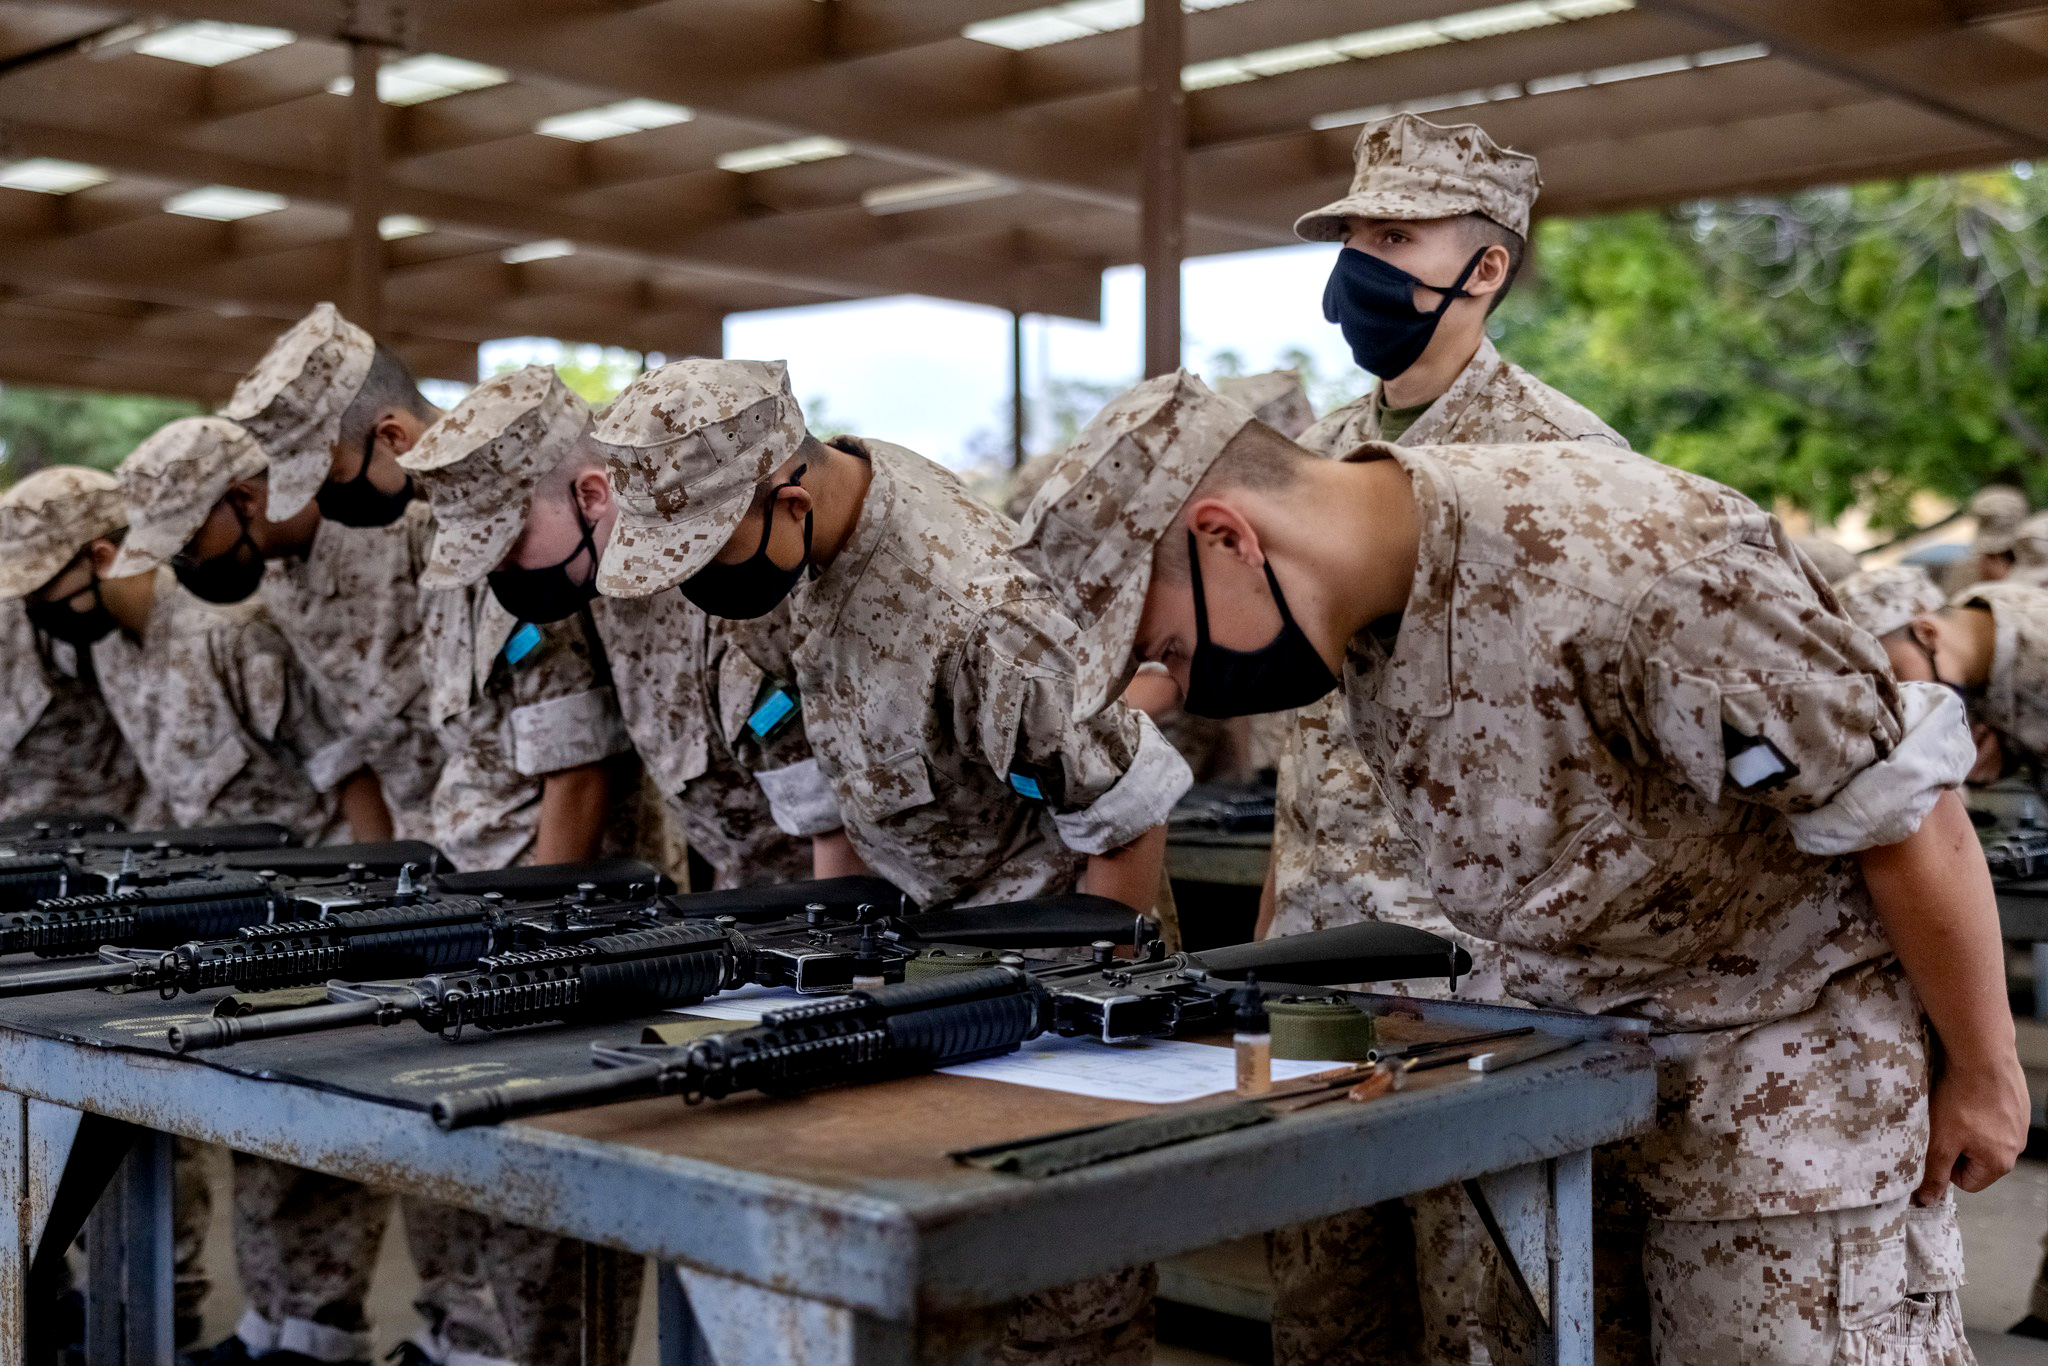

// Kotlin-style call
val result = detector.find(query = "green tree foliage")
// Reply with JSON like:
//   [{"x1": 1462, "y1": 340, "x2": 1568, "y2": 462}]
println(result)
[
  {"x1": 1495, "y1": 168, "x2": 2048, "y2": 530},
  {"x1": 0, "y1": 386, "x2": 201, "y2": 488}
]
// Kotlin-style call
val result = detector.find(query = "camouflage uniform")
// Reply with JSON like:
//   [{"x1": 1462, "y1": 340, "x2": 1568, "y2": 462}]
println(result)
[
  {"x1": 0, "y1": 597, "x2": 148, "y2": 824},
  {"x1": 110, "y1": 419, "x2": 396, "y2": 1359},
  {"x1": 592, "y1": 359, "x2": 1191, "y2": 1362},
  {"x1": 257, "y1": 509, "x2": 443, "y2": 840},
  {"x1": 1018, "y1": 373, "x2": 1979, "y2": 1365},
  {"x1": 1955, "y1": 485, "x2": 2030, "y2": 594},
  {"x1": 1272, "y1": 113, "x2": 1629, "y2": 1365},
  {"x1": 1792, "y1": 535, "x2": 1860, "y2": 585},
  {"x1": 222, "y1": 303, "x2": 445, "y2": 842},
  {"x1": 397, "y1": 366, "x2": 642, "y2": 1366}
]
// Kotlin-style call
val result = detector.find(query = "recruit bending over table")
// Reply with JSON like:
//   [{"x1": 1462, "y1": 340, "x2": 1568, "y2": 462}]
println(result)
[{"x1": 1010, "y1": 371, "x2": 2028, "y2": 1364}]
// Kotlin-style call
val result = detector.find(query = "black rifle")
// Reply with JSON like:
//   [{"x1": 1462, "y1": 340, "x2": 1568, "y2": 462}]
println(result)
[
  {"x1": 168, "y1": 894, "x2": 1151, "y2": 1052},
  {"x1": 0, "y1": 842, "x2": 449, "y2": 959},
  {"x1": 0, "y1": 812, "x2": 127, "y2": 842},
  {"x1": 1985, "y1": 828, "x2": 2048, "y2": 883},
  {"x1": 0, "y1": 823, "x2": 308, "y2": 910},
  {"x1": 430, "y1": 921, "x2": 1470, "y2": 1130},
  {"x1": 0, "y1": 872, "x2": 891, "y2": 1002}
]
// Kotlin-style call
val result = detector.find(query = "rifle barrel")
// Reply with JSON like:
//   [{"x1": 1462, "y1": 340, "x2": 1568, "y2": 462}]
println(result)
[
  {"x1": 0, "y1": 959, "x2": 138, "y2": 998},
  {"x1": 433, "y1": 1061, "x2": 667, "y2": 1131},
  {"x1": 169, "y1": 997, "x2": 388, "y2": 1053}
]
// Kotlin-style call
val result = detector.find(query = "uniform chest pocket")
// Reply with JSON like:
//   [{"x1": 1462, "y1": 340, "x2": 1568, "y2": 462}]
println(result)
[
  {"x1": 844, "y1": 750, "x2": 936, "y2": 823},
  {"x1": 1473, "y1": 810, "x2": 1680, "y2": 955}
]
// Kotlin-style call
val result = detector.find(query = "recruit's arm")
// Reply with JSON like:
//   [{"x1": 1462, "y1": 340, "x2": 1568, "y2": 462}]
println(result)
[{"x1": 1857, "y1": 789, "x2": 2029, "y2": 1203}]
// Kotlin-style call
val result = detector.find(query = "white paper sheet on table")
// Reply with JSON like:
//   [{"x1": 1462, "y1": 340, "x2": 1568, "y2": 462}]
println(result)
[{"x1": 670, "y1": 990, "x2": 1348, "y2": 1104}]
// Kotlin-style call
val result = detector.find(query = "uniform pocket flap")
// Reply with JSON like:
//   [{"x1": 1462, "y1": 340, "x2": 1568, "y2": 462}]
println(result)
[
  {"x1": 1905, "y1": 1200, "x2": 1966, "y2": 1296},
  {"x1": 845, "y1": 750, "x2": 934, "y2": 822},
  {"x1": 1837, "y1": 1233, "x2": 1907, "y2": 1330}
]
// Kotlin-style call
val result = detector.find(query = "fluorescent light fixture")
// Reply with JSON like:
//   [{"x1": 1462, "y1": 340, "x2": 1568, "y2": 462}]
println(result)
[
  {"x1": 329, "y1": 54, "x2": 509, "y2": 106},
  {"x1": 379, "y1": 214, "x2": 433, "y2": 240},
  {"x1": 1310, "y1": 41, "x2": 1768, "y2": 130},
  {"x1": 501, "y1": 238, "x2": 575, "y2": 264},
  {"x1": 164, "y1": 185, "x2": 288, "y2": 221},
  {"x1": 965, "y1": 0, "x2": 1250, "y2": 51},
  {"x1": 861, "y1": 173, "x2": 1017, "y2": 215},
  {"x1": 536, "y1": 98, "x2": 693, "y2": 142},
  {"x1": 1185, "y1": 0, "x2": 1632, "y2": 91},
  {"x1": 132, "y1": 20, "x2": 293, "y2": 66},
  {"x1": 0, "y1": 159, "x2": 110, "y2": 195},
  {"x1": 716, "y1": 136, "x2": 850, "y2": 174}
]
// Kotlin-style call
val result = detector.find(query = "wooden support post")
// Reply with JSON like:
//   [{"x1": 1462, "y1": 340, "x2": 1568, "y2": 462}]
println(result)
[
  {"x1": 1138, "y1": 0, "x2": 1185, "y2": 379},
  {"x1": 346, "y1": 39, "x2": 386, "y2": 338},
  {"x1": 1011, "y1": 310, "x2": 1027, "y2": 470}
]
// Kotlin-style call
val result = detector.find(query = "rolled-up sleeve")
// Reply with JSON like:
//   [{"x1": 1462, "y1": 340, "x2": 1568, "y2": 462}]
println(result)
[
  {"x1": 1621, "y1": 540, "x2": 1968, "y2": 855},
  {"x1": 967, "y1": 601, "x2": 1192, "y2": 856},
  {"x1": 506, "y1": 614, "x2": 633, "y2": 778},
  {"x1": 754, "y1": 757, "x2": 844, "y2": 836}
]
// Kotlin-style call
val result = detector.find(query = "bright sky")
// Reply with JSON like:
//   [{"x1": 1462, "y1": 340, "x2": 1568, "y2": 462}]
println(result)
[{"x1": 476, "y1": 242, "x2": 1362, "y2": 470}]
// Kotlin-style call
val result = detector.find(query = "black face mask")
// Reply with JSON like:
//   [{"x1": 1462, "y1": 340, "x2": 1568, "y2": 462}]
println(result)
[
  {"x1": 27, "y1": 563, "x2": 117, "y2": 648},
  {"x1": 316, "y1": 429, "x2": 416, "y2": 528},
  {"x1": 681, "y1": 467, "x2": 813, "y2": 620},
  {"x1": 173, "y1": 507, "x2": 266, "y2": 605},
  {"x1": 1322, "y1": 246, "x2": 1487, "y2": 381},
  {"x1": 487, "y1": 497, "x2": 601, "y2": 625},
  {"x1": 1181, "y1": 533, "x2": 1338, "y2": 719}
]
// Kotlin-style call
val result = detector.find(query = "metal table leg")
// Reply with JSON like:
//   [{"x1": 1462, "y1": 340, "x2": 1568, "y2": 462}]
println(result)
[
  {"x1": 1467, "y1": 1148, "x2": 1597, "y2": 1366},
  {"x1": 667, "y1": 1265, "x2": 1004, "y2": 1366},
  {"x1": 84, "y1": 1127, "x2": 174, "y2": 1366},
  {"x1": 0, "y1": 1095, "x2": 26, "y2": 1366}
]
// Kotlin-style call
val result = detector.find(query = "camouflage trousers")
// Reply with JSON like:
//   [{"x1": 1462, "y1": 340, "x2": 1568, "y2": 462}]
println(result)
[
  {"x1": 1488, "y1": 1188, "x2": 1973, "y2": 1365},
  {"x1": 230, "y1": 1153, "x2": 391, "y2": 1362},
  {"x1": 997, "y1": 1265, "x2": 1156, "y2": 1366},
  {"x1": 402, "y1": 1198, "x2": 640, "y2": 1366},
  {"x1": 1266, "y1": 1184, "x2": 1494, "y2": 1366}
]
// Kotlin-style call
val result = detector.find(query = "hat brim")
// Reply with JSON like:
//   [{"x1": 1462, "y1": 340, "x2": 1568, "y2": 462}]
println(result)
[
  {"x1": 1294, "y1": 189, "x2": 1491, "y2": 242},
  {"x1": 108, "y1": 510, "x2": 211, "y2": 580},
  {"x1": 420, "y1": 509, "x2": 528, "y2": 591},
  {"x1": 0, "y1": 546, "x2": 84, "y2": 602},
  {"x1": 595, "y1": 489, "x2": 755, "y2": 600},
  {"x1": 1068, "y1": 573, "x2": 1151, "y2": 724},
  {"x1": 265, "y1": 448, "x2": 331, "y2": 522}
]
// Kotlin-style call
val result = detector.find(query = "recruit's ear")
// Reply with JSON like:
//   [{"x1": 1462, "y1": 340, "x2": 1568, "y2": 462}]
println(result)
[{"x1": 1184, "y1": 496, "x2": 1266, "y2": 568}]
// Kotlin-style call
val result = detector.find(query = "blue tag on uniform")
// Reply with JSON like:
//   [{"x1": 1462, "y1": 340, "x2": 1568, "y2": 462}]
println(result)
[
  {"x1": 503, "y1": 622, "x2": 542, "y2": 666},
  {"x1": 747, "y1": 688, "x2": 798, "y2": 741},
  {"x1": 1007, "y1": 771, "x2": 1045, "y2": 801}
]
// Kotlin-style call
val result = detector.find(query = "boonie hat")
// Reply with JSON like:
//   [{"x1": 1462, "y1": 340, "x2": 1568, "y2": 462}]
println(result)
[
  {"x1": 400, "y1": 366, "x2": 592, "y2": 590},
  {"x1": 110, "y1": 418, "x2": 268, "y2": 577},
  {"x1": 1295, "y1": 112, "x2": 1540, "y2": 242},
  {"x1": 221, "y1": 303, "x2": 375, "y2": 521},
  {"x1": 1011, "y1": 370, "x2": 1255, "y2": 719},
  {"x1": 591, "y1": 359, "x2": 807, "y2": 598},
  {"x1": 1832, "y1": 565, "x2": 1945, "y2": 639},
  {"x1": 1217, "y1": 371, "x2": 1315, "y2": 441},
  {"x1": 0, "y1": 466, "x2": 127, "y2": 601}
]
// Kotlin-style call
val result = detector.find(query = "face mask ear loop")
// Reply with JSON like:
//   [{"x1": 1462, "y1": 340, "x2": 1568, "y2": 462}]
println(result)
[
  {"x1": 1427, "y1": 248, "x2": 1489, "y2": 322},
  {"x1": 1259, "y1": 556, "x2": 1306, "y2": 636},
  {"x1": 1186, "y1": 531, "x2": 1214, "y2": 651}
]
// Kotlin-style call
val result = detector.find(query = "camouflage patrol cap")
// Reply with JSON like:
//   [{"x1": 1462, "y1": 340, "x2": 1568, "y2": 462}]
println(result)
[
  {"x1": 1832, "y1": 565, "x2": 1945, "y2": 639},
  {"x1": 1295, "y1": 113, "x2": 1539, "y2": 242},
  {"x1": 221, "y1": 303, "x2": 375, "y2": 522},
  {"x1": 1971, "y1": 484, "x2": 2030, "y2": 556},
  {"x1": 109, "y1": 417, "x2": 269, "y2": 577},
  {"x1": 1792, "y1": 535, "x2": 1859, "y2": 585},
  {"x1": 1217, "y1": 371, "x2": 1314, "y2": 441},
  {"x1": 1011, "y1": 369, "x2": 1255, "y2": 720},
  {"x1": 0, "y1": 467, "x2": 127, "y2": 601},
  {"x1": 399, "y1": 366, "x2": 592, "y2": 590},
  {"x1": 590, "y1": 359, "x2": 806, "y2": 598}
]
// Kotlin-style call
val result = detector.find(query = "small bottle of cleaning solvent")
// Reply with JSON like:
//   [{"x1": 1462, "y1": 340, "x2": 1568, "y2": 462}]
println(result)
[{"x1": 1234, "y1": 972, "x2": 1272, "y2": 1097}]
